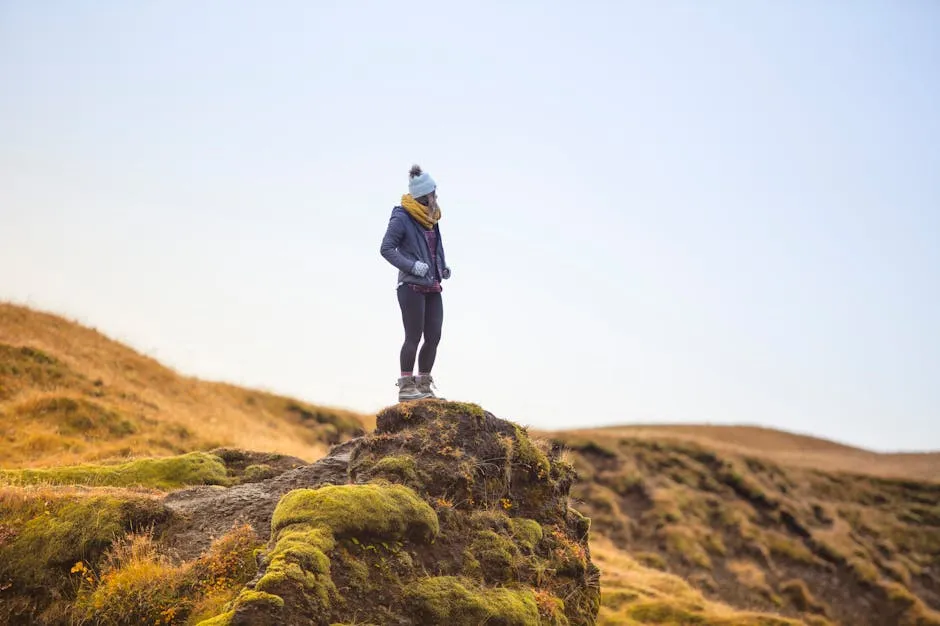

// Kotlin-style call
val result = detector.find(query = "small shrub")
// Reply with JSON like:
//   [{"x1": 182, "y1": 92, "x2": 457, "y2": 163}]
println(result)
[
  {"x1": 0, "y1": 491, "x2": 167, "y2": 590},
  {"x1": 780, "y1": 578, "x2": 829, "y2": 616},
  {"x1": 635, "y1": 551, "x2": 668, "y2": 570},
  {"x1": 533, "y1": 588, "x2": 569, "y2": 625},
  {"x1": 512, "y1": 426, "x2": 551, "y2": 480},
  {"x1": 728, "y1": 560, "x2": 774, "y2": 598},
  {"x1": 75, "y1": 533, "x2": 189, "y2": 625},
  {"x1": 242, "y1": 464, "x2": 276, "y2": 482},
  {"x1": 763, "y1": 530, "x2": 819, "y2": 566},
  {"x1": 661, "y1": 525, "x2": 711, "y2": 568},
  {"x1": 75, "y1": 524, "x2": 261, "y2": 626}
]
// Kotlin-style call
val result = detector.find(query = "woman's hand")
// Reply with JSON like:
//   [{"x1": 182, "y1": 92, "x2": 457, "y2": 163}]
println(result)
[
  {"x1": 412, "y1": 260, "x2": 429, "y2": 277},
  {"x1": 442, "y1": 267, "x2": 452, "y2": 279}
]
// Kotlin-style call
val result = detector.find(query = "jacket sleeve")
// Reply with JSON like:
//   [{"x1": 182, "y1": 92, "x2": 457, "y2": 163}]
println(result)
[
  {"x1": 437, "y1": 225, "x2": 450, "y2": 279},
  {"x1": 380, "y1": 211, "x2": 417, "y2": 274}
]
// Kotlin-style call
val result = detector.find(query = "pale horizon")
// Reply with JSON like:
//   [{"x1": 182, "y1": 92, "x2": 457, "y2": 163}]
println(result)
[{"x1": 2, "y1": 2, "x2": 938, "y2": 453}]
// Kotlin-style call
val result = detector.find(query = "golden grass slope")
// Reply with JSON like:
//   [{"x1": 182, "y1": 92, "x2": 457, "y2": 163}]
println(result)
[
  {"x1": 553, "y1": 433, "x2": 940, "y2": 626},
  {"x1": 592, "y1": 536, "x2": 803, "y2": 625},
  {"x1": 0, "y1": 303, "x2": 367, "y2": 468}
]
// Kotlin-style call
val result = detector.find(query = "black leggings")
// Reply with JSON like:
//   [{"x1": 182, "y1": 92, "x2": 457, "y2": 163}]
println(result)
[{"x1": 398, "y1": 285, "x2": 443, "y2": 374}]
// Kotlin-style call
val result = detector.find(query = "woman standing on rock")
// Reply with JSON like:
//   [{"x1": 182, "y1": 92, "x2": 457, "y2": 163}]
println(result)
[{"x1": 380, "y1": 164, "x2": 451, "y2": 402}]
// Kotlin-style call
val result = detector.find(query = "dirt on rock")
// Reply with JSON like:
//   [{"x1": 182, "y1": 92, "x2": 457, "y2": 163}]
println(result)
[{"x1": 163, "y1": 440, "x2": 356, "y2": 559}]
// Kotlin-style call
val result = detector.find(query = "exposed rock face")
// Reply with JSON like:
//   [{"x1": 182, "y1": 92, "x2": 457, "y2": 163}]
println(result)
[
  {"x1": 163, "y1": 441, "x2": 356, "y2": 560},
  {"x1": 170, "y1": 401, "x2": 601, "y2": 625}
]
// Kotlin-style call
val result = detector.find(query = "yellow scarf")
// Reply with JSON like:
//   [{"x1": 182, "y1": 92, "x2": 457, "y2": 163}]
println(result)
[{"x1": 401, "y1": 194, "x2": 441, "y2": 230}]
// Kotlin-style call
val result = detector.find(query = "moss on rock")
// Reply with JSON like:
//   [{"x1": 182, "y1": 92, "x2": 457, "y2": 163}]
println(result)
[
  {"x1": 72, "y1": 523, "x2": 261, "y2": 626},
  {"x1": 512, "y1": 425, "x2": 551, "y2": 480},
  {"x1": 0, "y1": 494, "x2": 168, "y2": 588},
  {"x1": 510, "y1": 518, "x2": 544, "y2": 551},
  {"x1": 0, "y1": 451, "x2": 229, "y2": 489},
  {"x1": 197, "y1": 611, "x2": 235, "y2": 626},
  {"x1": 187, "y1": 402, "x2": 600, "y2": 625},
  {"x1": 0, "y1": 489, "x2": 170, "y2": 623},
  {"x1": 370, "y1": 454, "x2": 419, "y2": 485},
  {"x1": 219, "y1": 483, "x2": 440, "y2": 624},
  {"x1": 469, "y1": 529, "x2": 522, "y2": 582},
  {"x1": 405, "y1": 575, "x2": 540, "y2": 625},
  {"x1": 271, "y1": 483, "x2": 439, "y2": 541}
]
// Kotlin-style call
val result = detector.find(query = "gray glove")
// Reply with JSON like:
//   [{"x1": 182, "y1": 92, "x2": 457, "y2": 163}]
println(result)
[
  {"x1": 442, "y1": 266, "x2": 451, "y2": 279},
  {"x1": 412, "y1": 260, "x2": 429, "y2": 277}
]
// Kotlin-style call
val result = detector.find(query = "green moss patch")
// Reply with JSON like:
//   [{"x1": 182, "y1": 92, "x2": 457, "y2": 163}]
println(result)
[
  {"x1": 271, "y1": 483, "x2": 439, "y2": 541},
  {"x1": 195, "y1": 402, "x2": 600, "y2": 625},
  {"x1": 510, "y1": 518, "x2": 543, "y2": 551},
  {"x1": 405, "y1": 575, "x2": 539, "y2": 625},
  {"x1": 0, "y1": 493, "x2": 167, "y2": 588},
  {"x1": 196, "y1": 611, "x2": 234, "y2": 626},
  {"x1": 468, "y1": 529, "x2": 522, "y2": 582},
  {"x1": 512, "y1": 425, "x2": 551, "y2": 480},
  {"x1": 73, "y1": 524, "x2": 261, "y2": 626},
  {"x1": 223, "y1": 483, "x2": 440, "y2": 623},
  {"x1": 0, "y1": 451, "x2": 229, "y2": 489},
  {"x1": 370, "y1": 454, "x2": 419, "y2": 485},
  {"x1": 0, "y1": 489, "x2": 170, "y2": 623}
]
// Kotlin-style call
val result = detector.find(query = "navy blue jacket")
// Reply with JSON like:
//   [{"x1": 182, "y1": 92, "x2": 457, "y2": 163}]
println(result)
[{"x1": 380, "y1": 206, "x2": 449, "y2": 288}]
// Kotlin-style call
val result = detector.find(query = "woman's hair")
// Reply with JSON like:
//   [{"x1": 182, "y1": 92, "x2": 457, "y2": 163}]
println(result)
[{"x1": 409, "y1": 164, "x2": 423, "y2": 179}]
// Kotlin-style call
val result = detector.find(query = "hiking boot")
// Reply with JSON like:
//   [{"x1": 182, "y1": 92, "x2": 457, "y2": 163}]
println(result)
[
  {"x1": 415, "y1": 374, "x2": 441, "y2": 399},
  {"x1": 397, "y1": 376, "x2": 430, "y2": 402}
]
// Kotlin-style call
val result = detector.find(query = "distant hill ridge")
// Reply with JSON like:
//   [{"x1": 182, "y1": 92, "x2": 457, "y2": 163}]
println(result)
[{"x1": 546, "y1": 423, "x2": 939, "y2": 482}]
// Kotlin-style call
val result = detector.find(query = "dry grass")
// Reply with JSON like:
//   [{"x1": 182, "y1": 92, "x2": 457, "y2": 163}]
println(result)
[
  {"x1": 558, "y1": 433, "x2": 940, "y2": 626},
  {"x1": 591, "y1": 536, "x2": 801, "y2": 625},
  {"x1": 0, "y1": 303, "x2": 368, "y2": 468},
  {"x1": 72, "y1": 523, "x2": 262, "y2": 625},
  {"x1": 5, "y1": 302, "x2": 939, "y2": 625},
  {"x1": 727, "y1": 560, "x2": 781, "y2": 605},
  {"x1": 0, "y1": 483, "x2": 170, "y2": 622}
]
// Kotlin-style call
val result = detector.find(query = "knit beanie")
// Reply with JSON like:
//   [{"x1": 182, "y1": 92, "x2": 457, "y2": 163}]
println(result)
[{"x1": 408, "y1": 165, "x2": 436, "y2": 198}]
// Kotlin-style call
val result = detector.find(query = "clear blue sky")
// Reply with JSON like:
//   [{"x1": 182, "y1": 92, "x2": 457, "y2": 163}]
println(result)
[{"x1": 1, "y1": 1, "x2": 938, "y2": 452}]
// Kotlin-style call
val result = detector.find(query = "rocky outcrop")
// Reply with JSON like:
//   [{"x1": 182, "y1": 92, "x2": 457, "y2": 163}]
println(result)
[{"x1": 169, "y1": 400, "x2": 600, "y2": 625}]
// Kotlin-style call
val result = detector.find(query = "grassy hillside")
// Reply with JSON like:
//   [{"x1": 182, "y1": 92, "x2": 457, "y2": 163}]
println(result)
[
  {"x1": 0, "y1": 303, "x2": 367, "y2": 468},
  {"x1": 1, "y1": 304, "x2": 937, "y2": 625},
  {"x1": 1, "y1": 402, "x2": 604, "y2": 625},
  {"x1": 551, "y1": 432, "x2": 940, "y2": 625}
]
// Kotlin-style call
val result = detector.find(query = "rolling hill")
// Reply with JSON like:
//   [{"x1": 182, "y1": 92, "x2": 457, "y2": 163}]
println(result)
[
  {"x1": 0, "y1": 303, "x2": 367, "y2": 468},
  {"x1": 1, "y1": 303, "x2": 937, "y2": 625},
  {"x1": 550, "y1": 430, "x2": 940, "y2": 625}
]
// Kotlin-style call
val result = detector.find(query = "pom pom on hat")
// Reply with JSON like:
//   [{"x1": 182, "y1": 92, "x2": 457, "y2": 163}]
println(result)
[{"x1": 408, "y1": 164, "x2": 436, "y2": 198}]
